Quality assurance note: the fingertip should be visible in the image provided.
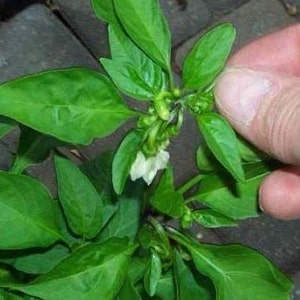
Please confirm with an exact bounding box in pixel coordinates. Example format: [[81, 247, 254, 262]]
[[259, 167, 300, 219]]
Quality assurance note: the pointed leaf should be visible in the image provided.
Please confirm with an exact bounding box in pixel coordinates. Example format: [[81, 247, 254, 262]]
[[188, 243, 292, 300], [192, 209, 237, 228], [92, 0, 118, 25], [101, 25, 167, 100], [112, 130, 142, 195], [13, 244, 70, 275], [117, 278, 141, 300], [183, 23, 235, 90], [155, 270, 176, 300], [237, 135, 267, 162], [13, 238, 134, 300], [128, 257, 147, 285], [196, 145, 219, 172], [0, 172, 62, 249], [174, 251, 214, 299], [1, 291, 38, 299], [114, 0, 171, 71], [150, 167, 186, 218], [0, 68, 136, 144], [80, 151, 115, 204], [197, 113, 245, 181], [194, 161, 273, 219], [144, 251, 162, 297], [98, 181, 144, 243], [55, 156, 103, 239], [11, 127, 64, 174]]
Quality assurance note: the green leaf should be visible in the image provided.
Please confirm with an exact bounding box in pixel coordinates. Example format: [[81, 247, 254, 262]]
[[174, 251, 214, 299], [13, 238, 135, 300], [192, 209, 237, 228], [53, 201, 81, 247], [101, 25, 167, 100], [0, 68, 136, 144], [112, 130, 142, 195], [138, 223, 171, 261], [144, 251, 162, 297], [0, 268, 17, 286], [98, 181, 144, 243], [55, 155, 104, 239], [193, 161, 272, 219], [188, 243, 292, 300], [197, 113, 245, 181], [237, 135, 267, 162], [117, 278, 141, 300], [91, 0, 118, 25], [114, 0, 171, 71], [0, 171, 62, 249], [150, 167, 186, 218], [12, 244, 70, 275], [0, 117, 16, 139], [155, 270, 176, 300], [128, 257, 147, 285], [80, 151, 115, 204], [183, 23, 235, 90], [11, 127, 64, 174], [0, 290, 38, 300], [196, 145, 219, 172]]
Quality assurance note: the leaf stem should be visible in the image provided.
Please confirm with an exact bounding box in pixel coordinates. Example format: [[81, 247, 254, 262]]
[[167, 67, 175, 91], [177, 174, 205, 195], [165, 226, 195, 248], [9, 159, 27, 174], [149, 216, 170, 250]]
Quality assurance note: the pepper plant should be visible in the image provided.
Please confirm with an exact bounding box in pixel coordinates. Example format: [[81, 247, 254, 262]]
[[0, 0, 293, 299]]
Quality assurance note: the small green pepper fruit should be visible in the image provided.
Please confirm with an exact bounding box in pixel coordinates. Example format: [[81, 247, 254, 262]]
[[181, 209, 193, 229], [154, 92, 171, 121]]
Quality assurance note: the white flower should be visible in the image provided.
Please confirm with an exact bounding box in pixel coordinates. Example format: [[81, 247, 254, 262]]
[[130, 150, 170, 185]]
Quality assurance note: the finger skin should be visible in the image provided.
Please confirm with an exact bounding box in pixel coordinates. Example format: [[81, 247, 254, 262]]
[[228, 24, 300, 76], [219, 24, 300, 219], [260, 167, 300, 219]]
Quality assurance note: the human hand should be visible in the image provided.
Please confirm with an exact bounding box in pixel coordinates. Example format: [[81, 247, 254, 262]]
[[214, 24, 300, 219]]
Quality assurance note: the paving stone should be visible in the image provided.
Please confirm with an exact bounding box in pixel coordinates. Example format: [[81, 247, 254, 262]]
[[0, 4, 100, 83], [51, 0, 109, 59], [53, 0, 211, 59], [175, 0, 297, 67], [159, 0, 212, 46], [292, 271, 300, 299], [0, 141, 12, 170], [203, 0, 251, 14], [0, 0, 44, 20]]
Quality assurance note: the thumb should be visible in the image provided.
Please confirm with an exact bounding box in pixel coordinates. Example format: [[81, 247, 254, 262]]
[[214, 67, 300, 165]]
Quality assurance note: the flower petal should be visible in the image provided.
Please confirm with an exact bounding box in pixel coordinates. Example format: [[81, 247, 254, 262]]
[[130, 151, 147, 181], [142, 150, 170, 185]]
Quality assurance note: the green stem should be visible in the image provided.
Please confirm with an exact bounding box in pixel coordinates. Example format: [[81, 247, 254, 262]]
[[177, 174, 205, 195], [165, 226, 196, 248], [10, 158, 27, 174], [149, 217, 170, 251], [167, 67, 175, 91]]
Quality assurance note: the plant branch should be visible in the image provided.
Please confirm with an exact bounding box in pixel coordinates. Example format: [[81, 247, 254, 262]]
[[177, 174, 205, 195]]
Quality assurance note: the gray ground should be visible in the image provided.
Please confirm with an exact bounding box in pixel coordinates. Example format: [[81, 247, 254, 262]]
[[1, 0, 300, 298]]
